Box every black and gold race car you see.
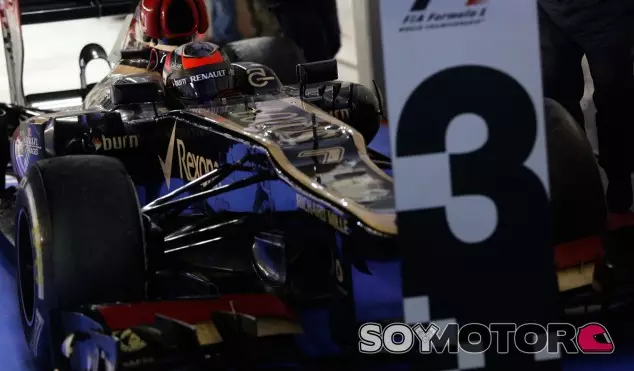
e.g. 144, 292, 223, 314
0, 1, 632, 370
0, 3, 397, 365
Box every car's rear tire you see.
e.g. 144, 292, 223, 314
347, 83, 382, 145
546, 98, 607, 245
223, 36, 306, 85
15, 155, 146, 370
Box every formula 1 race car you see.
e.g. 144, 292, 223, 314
0, 2, 395, 370
1, 1, 634, 370
4, 51, 398, 371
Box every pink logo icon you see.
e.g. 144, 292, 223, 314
576, 323, 614, 354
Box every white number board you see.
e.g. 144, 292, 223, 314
380, 0, 561, 369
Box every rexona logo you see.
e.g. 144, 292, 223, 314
402, 0, 488, 33
93, 135, 139, 151
176, 138, 218, 182
159, 123, 219, 190
359, 322, 614, 355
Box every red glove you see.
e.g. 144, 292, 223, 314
138, 0, 209, 40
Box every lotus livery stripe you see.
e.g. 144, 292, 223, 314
208, 98, 395, 210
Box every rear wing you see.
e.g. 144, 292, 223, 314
0, 0, 136, 106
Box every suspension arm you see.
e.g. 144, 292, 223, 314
144, 173, 275, 216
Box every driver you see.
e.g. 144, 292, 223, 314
162, 41, 237, 103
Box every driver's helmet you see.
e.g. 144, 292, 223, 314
162, 41, 235, 102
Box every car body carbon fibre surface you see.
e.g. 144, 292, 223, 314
10, 60, 394, 238
2, 3, 634, 369
0, 1, 399, 365
1, 39, 405, 369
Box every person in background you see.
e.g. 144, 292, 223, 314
206, 0, 340, 62
538, 0, 634, 214
209, 0, 242, 44
206, 0, 280, 44
264, 0, 341, 62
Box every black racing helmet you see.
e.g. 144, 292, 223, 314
162, 41, 235, 102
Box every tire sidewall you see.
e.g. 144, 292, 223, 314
15, 156, 147, 370
15, 167, 57, 369
545, 98, 607, 243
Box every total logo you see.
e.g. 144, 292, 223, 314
359, 322, 614, 356
159, 124, 219, 190
401, 0, 488, 33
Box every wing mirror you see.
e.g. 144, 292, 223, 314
296, 59, 339, 98
79, 43, 111, 92
111, 81, 164, 106
120, 48, 153, 61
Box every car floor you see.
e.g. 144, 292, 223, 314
0, 13, 631, 371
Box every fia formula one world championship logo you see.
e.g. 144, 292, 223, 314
411, 0, 487, 11
402, 0, 488, 33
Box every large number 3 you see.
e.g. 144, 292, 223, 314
396, 66, 556, 321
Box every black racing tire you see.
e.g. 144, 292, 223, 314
546, 98, 607, 245
15, 155, 146, 370
348, 83, 381, 145
223, 36, 306, 85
